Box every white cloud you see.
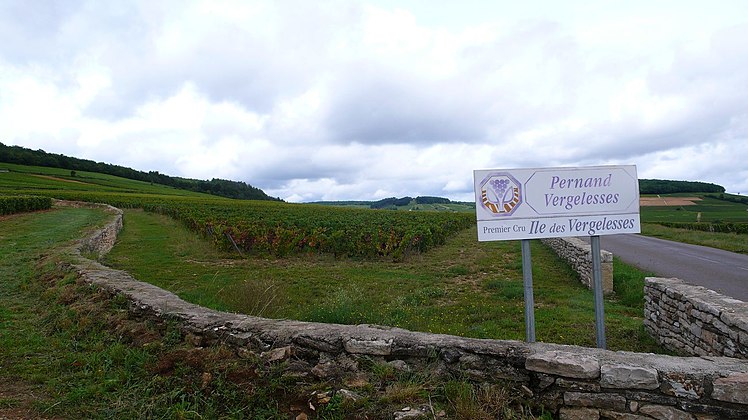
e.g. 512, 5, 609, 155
1, 0, 747, 202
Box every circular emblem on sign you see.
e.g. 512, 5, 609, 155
479, 172, 522, 216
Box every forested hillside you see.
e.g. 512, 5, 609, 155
639, 179, 724, 194
0, 142, 277, 201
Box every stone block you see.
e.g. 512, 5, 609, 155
600, 364, 659, 390
661, 374, 703, 400
689, 324, 702, 340
600, 410, 650, 420
739, 330, 748, 346
727, 327, 739, 341
536, 373, 556, 390
343, 338, 392, 355
638, 404, 695, 420
712, 372, 748, 404
263, 345, 294, 362
525, 351, 600, 379
700, 329, 718, 348
721, 310, 748, 333
691, 298, 719, 317
711, 318, 730, 335
559, 407, 600, 420
623, 391, 678, 406
556, 378, 601, 392
563, 391, 627, 411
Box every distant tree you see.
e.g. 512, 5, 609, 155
70, 170, 76, 177
370, 196, 413, 209
415, 196, 451, 205
639, 179, 724, 194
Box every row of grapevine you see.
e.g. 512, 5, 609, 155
657, 221, 748, 235
0, 195, 53, 216
18, 190, 474, 259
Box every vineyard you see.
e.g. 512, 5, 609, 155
0, 165, 473, 259
0, 194, 52, 216
109, 195, 473, 259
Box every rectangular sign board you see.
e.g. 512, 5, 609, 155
474, 165, 640, 241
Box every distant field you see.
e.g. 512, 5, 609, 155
638, 193, 748, 253
0, 162, 209, 197
314, 199, 476, 212
640, 196, 701, 206
640, 193, 748, 223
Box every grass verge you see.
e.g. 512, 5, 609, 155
642, 223, 748, 254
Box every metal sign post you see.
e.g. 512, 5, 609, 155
474, 165, 640, 347
590, 235, 606, 349
521, 239, 536, 342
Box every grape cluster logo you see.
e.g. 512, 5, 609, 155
479, 172, 522, 216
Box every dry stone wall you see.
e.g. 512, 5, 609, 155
541, 237, 613, 294
69, 206, 748, 418
76, 203, 123, 257
645, 277, 748, 359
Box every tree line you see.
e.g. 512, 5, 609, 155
0, 142, 278, 201
370, 196, 452, 209
638, 179, 724, 194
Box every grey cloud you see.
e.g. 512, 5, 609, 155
0, 1, 79, 64
86, 37, 294, 119
84, 1, 357, 120
579, 29, 748, 162
325, 65, 489, 144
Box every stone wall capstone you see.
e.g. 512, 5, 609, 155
644, 277, 748, 359
69, 206, 748, 418
541, 237, 613, 294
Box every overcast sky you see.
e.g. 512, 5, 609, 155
1, 1, 747, 201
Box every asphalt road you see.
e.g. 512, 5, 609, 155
592, 234, 748, 301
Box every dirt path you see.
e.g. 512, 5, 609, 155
639, 196, 702, 206
30, 174, 89, 185
0, 378, 59, 420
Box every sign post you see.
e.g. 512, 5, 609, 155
590, 236, 606, 348
474, 165, 640, 347
521, 239, 536, 342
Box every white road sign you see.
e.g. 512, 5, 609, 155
474, 165, 641, 241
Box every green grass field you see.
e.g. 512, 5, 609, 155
0, 204, 548, 420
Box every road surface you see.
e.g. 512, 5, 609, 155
592, 234, 748, 301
